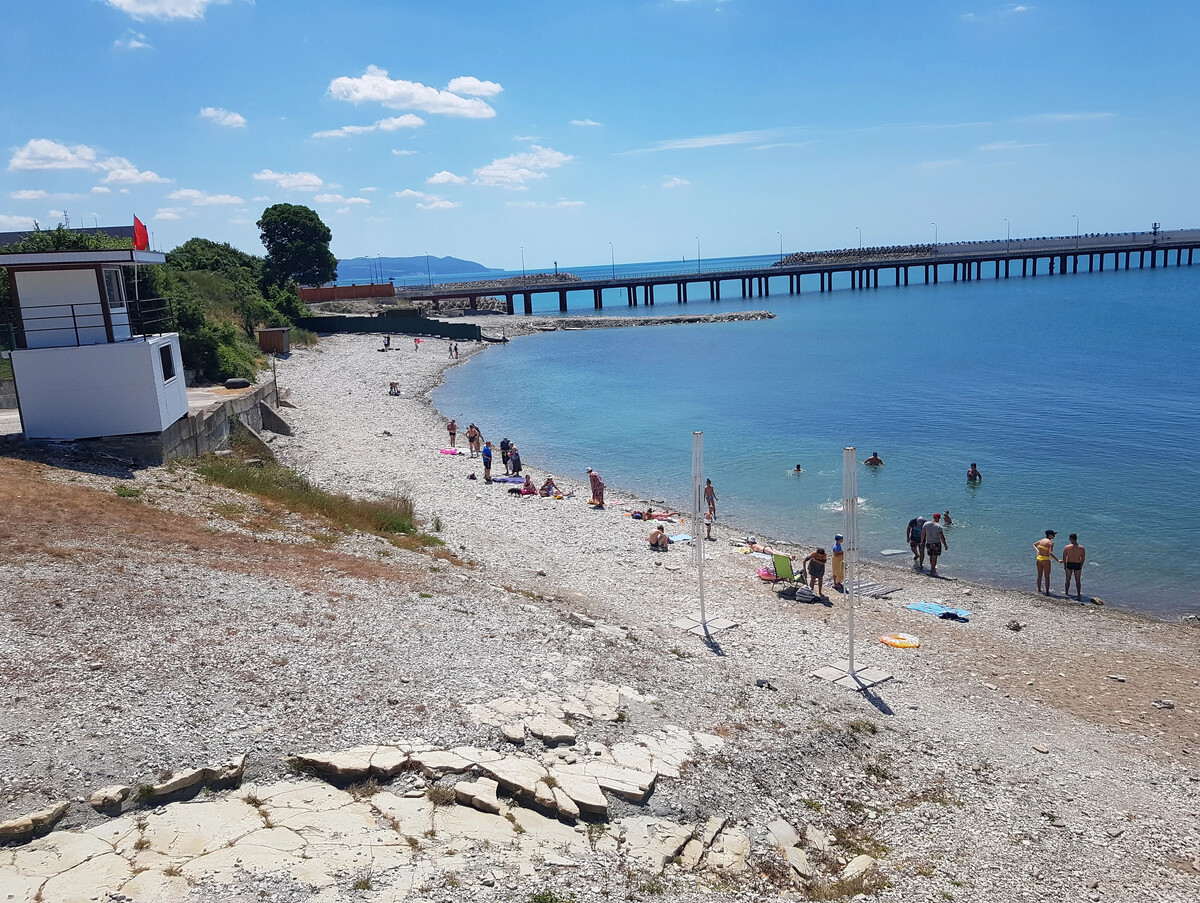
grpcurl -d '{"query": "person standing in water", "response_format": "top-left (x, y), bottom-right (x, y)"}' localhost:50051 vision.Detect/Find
top-left (704, 479), bottom-right (717, 519)
top-left (864, 452), bottom-right (884, 466)
top-left (921, 513), bottom-right (948, 577)
top-left (1034, 530), bottom-right (1060, 595)
top-left (1062, 534), bottom-right (1087, 600)
top-left (967, 463), bottom-right (982, 483)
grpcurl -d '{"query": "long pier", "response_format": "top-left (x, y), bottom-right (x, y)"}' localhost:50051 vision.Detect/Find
top-left (395, 229), bottom-right (1200, 315)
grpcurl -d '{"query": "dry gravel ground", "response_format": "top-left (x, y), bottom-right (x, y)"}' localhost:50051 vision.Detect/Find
top-left (1, 329), bottom-right (1198, 903)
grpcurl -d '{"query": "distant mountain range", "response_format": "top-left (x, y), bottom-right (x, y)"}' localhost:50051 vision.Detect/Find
top-left (337, 255), bottom-right (500, 284)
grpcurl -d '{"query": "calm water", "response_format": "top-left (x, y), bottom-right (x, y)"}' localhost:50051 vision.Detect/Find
top-left (434, 259), bottom-right (1200, 618)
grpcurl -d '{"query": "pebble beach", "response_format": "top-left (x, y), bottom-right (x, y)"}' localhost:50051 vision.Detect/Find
top-left (1, 324), bottom-right (1198, 902)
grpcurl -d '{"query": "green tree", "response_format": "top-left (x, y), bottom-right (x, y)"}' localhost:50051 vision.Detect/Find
top-left (256, 204), bottom-right (337, 287)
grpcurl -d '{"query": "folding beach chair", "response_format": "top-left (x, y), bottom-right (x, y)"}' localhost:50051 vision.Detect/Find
top-left (773, 553), bottom-right (820, 602)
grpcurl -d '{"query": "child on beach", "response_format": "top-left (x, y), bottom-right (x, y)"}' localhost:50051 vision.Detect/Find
top-left (831, 534), bottom-right (845, 590)
top-left (481, 442), bottom-right (493, 482)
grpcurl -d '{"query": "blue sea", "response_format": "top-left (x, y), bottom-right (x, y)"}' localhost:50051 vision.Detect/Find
top-left (433, 255), bottom-right (1200, 618)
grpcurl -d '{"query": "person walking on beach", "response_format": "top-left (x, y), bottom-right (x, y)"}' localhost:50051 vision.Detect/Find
top-left (967, 463), bottom-right (982, 483)
top-left (704, 479), bottom-right (717, 519)
top-left (831, 534), bottom-right (845, 591)
top-left (465, 423), bottom-right (480, 457)
top-left (704, 510), bottom-right (714, 541)
top-left (454, 342), bottom-right (459, 359)
top-left (1063, 533), bottom-right (1086, 599)
top-left (481, 441), bottom-right (493, 482)
top-left (907, 515), bottom-right (927, 569)
top-left (446, 418), bottom-right (457, 448)
top-left (499, 438), bottom-right (512, 475)
top-left (803, 548), bottom-right (828, 597)
top-left (509, 445), bottom-right (522, 476)
top-left (921, 513), bottom-right (948, 577)
top-left (587, 467), bottom-right (605, 508)
top-left (1034, 530), bottom-right (1060, 595)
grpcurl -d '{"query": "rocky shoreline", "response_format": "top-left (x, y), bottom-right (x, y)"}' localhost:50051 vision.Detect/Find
top-left (1, 331), bottom-right (1197, 902)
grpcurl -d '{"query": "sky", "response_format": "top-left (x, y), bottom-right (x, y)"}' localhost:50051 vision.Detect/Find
top-left (3, 1), bottom-right (1200, 270)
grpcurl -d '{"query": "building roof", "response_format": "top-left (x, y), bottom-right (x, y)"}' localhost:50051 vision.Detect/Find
top-left (0, 225), bottom-right (135, 248)
top-left (0, 249), bottom-right (166, 268)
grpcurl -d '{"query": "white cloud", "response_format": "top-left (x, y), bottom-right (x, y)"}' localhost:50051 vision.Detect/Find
top-left (417, 199), bottom-right (461, 210)
top-left (627, 128), bottom-right (782, 154)
top-left (570, 118), bottom-right (602, 127)
top-left (314, 193), bottom-right (369, 205)
top-left (392, 149), bottom-right (418, 157)
top-left (105, 0), bottom-right (230, 20)
top-left (393, 189), bottom-right (431, 199)
top-left (313, 114), bottom-right (424, 139)
top-left (100, 157), bottom-right (170, 183)
top-left (446, 76), bottom-right (503, 97)
top-left (9, 139), bottom-right (99, 171)
top-left (200, 106), bottom-right (247, 128)
top-left (168, 187), bottom-right (244, 205)
top-left (114, 29), bottom-right (151, 50)
top-left (252, 195), bottom-right (270, 202)
top-left (91, 186), bottom-right (112, 194)
top-left (0, 213), bottom-right (36, 229)
top-left (1023, 112), bottom-right (1113, 123)
top-left (513, 135), bottom-right (540, 142)
top-left (328, 66), bottom-right (497, 118)
top-left (359, 187), bottom-right (377, 192)
top-left (473, 145), bottom-right (572, 189)
top-left (253, 169), bottom-right (323, 191)
top-left (506, 200), bottom-right (584, 208)
top-left (662, 176), bottom-right (690, 189)
top-left (154, 207), bottom-right (186, 220)
top-left (10, 189), bottom-right (48, 200)
top-left (427, 170), bottom-right (466, 185)
top-left (977, 139), bottom-right (1043, 151)
top-left (8, 140), bottom-right (169, 183)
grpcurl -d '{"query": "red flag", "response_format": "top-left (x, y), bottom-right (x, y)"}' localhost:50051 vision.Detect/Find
top-left (133, 216), bottom-right (149, 251)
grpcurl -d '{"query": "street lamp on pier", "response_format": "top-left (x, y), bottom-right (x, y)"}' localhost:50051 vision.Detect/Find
top-left (609, 242), bottom-right (615, 279)
top-left (520, 246), bottom-right (526, 282)
top-left (1073, 214), bottom-right (1079, 249)
top-left (931, 223), bottom-right (937, 253)
top-left (696, 237), bottom-right (701, 275)
top-left (1004, 218), bottom-right (1010, 256)
top-left (777, 231), bottom-right (783, 263)
top-left (856, 226), bottom-right (862, 250)
top-left (425, 252), bottom-right (431, 286)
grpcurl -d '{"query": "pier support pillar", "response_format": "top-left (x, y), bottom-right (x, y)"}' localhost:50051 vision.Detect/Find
top-left (505, 293), bottom-right (514, 315)
top-left (593, 288), bottom-right (602, 309)
top-left (559, 290), bottom-right (568, 312)
top-left (523, 293), bottom-right (532, 315)
top-left (647, 283), bottom-right (655, 305)
top-left (1150, 249), bottom-right (1157, 268)
top-left (1088, 254), bottom-right (1094, 272)
top-left (933, 264), bottom-right (938, 284)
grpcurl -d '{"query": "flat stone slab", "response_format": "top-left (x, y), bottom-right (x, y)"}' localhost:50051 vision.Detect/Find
top-left (455, 777), bottom-right (501, 814)
top-left (619, 816), bottom-right (695, 872)
top-left (843, 853), bottom-right (878, 880)
top-left (527, 713), bottom-right (577, 745)
top-left (767, 817), bottom-right (801, 850)
top-left (706, 825), bottom-right (751, 873)
top-left (549, 768), bottom-right (608, 815)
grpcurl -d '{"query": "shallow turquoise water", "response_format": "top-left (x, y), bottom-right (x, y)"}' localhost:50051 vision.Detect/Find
top-left (435, 262), bottom-right (1200, 617)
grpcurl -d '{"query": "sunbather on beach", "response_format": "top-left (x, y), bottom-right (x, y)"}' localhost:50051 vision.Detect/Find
top-left (521, 475), bottom-right (537, 495)
top-left (648, 525), bottom-right (670, 551)
top-left (539, 477), bottom-right (559, 497)
top-left (803, 548), bottom-right (828, 597)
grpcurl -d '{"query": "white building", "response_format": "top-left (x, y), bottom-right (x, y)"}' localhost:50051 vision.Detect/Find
top-left (1, 249), bottom-right (188, 441)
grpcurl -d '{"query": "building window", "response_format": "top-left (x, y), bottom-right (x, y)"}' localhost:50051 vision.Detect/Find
top-left (159, 345), bottom-right (176, 382)
top-left (102, 269), bottom-right (126, 310)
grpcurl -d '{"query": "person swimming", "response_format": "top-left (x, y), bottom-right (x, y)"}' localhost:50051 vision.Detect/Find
top-left (864, 452), bottom-right (884, 466)
top-left (793, 464), bottom-right (803, 473)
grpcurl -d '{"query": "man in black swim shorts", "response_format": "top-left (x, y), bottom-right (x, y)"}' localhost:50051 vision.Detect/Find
top-left (1062, 533), bottom-right (1086, 599)
top-left (921, 513), bottom-right (948, 577)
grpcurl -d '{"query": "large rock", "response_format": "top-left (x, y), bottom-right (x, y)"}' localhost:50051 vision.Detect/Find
top-left (477, 755), bottom-right (548, 799)
top-left (90, 785), bottom-right (133, 813)
top-left (289, 746), bottom-right (380, 783)
top-left (804, 823), bottom-right (832, 853)
top-left (619, 816), bottom-right (695, 872)
top-left (705, 825), bottom-right (750, 873)
top-left (548, 769), bottom-right (608, 816)
top-left (0, 801), bottom-right (69, 843)
top-left (410, 749), bottom-right (476, 777)
top-left (501, 722), bottom-right (526, 744)
top-left (842, 854), bottom-right (877, 881)
top-left (562, 760), bottom-right (655, 802)
top-left (551, 787), bottom-right (579, 821)
top-left (454, 777), bottom-right (501, 814)
top-left (767, 818), bottom-right (801, 850)
top-left (526, 714), bottom-right (577, 745)
top-left (785, 846), bottom-right (815, 878)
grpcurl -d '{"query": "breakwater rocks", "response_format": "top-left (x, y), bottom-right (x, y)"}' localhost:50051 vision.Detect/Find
top-left (773, 245), bottom-right (936, 267)
top-left (516, 311), bottom-right (774, 332)
top-left (396, 272), bottom-right (582, 298)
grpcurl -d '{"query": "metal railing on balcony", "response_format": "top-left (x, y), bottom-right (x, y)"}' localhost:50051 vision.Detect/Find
top-left (0, 297), bottom-right (173, 349)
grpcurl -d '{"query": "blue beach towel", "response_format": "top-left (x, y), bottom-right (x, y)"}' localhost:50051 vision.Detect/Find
top-left (669, 534), bottom-right (692, 542)
top-left (907, 601), bottom-right (972, 622)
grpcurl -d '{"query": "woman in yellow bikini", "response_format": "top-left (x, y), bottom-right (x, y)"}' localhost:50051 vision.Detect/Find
top-left (1033, 530), bottom-right (1060, 596)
